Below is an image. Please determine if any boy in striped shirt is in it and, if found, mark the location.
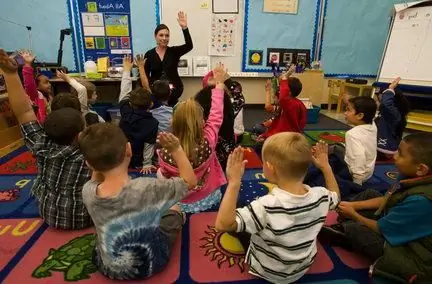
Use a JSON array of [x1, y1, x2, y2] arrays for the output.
[[216, 133, 340, 283]]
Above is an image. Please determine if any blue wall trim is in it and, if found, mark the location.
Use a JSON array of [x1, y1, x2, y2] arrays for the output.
[[155, 0, 160, 26], [318, 0, 328, 60], [66, 0, 79, 72], [241, 0, 250, 72]]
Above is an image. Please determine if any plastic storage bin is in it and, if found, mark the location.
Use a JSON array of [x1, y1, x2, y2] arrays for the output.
[[307, 106, 321, 124], [107, 108, 121, 125]]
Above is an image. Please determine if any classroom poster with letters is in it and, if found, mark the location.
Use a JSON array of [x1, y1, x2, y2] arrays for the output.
[[77, 0, 133, 64], [209, 14, 237, 56]]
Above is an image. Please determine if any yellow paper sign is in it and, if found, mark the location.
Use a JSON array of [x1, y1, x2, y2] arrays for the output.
[[85, 37, 95, 49], [97, 57, 109, 73], [200, 1, 209, 9], [87, 2, 97, 12]]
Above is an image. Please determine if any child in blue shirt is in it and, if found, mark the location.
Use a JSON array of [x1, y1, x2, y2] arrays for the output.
[[135, 54, 173, 133], [375, 77, 410, 160], [320, 132, 432, 283]]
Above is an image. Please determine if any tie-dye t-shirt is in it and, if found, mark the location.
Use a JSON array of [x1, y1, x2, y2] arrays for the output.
[[82, 177, 188, 280]]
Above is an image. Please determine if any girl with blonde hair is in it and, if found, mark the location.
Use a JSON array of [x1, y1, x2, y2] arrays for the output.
[[157, 64, 227, 213]]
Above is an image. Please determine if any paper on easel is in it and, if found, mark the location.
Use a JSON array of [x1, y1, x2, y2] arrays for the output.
[[178, 56, 192, 76], [193, 56, 210, 76]]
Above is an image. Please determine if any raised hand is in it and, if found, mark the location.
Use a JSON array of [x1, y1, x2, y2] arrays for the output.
[[56, 70, 70, 83], [158, 132, 181, 153], [213, 62, 227, 84], [311, 140, 330, 170], [177, 11, 188, 29], [134, 54, 146, 68], [0, 49, 19, 74], [19, 51, 36, 66], [226, 147, 248, 185], [286, 64, 296, 77], [389, 77, 401, 90], [122, 55, 133, 72]]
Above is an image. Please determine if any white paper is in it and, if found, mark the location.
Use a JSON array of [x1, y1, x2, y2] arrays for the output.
[[111, 49, 132, 54], [178, 56, 192, 76], [213, 0, 238, 13], [209, 14, 237, 56], [81, 13, 104, 27], [83, 26, 105, 36], [193, 56, 210, 76], [393, 1, 427, 13]]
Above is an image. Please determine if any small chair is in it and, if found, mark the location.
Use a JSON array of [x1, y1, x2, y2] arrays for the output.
[[327, 79, 343, 111]]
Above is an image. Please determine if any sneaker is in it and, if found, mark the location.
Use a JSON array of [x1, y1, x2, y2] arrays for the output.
[[318, 224, 352, 250]]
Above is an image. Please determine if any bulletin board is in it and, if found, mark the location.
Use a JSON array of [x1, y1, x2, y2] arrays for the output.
[[70, 0, 133, 68], [319, 0, 406, 77], [242, 0, 321, 72], [67, 0, 159, 71]]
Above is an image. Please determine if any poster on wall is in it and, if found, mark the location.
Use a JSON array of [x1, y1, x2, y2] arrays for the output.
[[263, 0, 298, 14], [209, 14, 237, 56], [77, 0, 133, 66]]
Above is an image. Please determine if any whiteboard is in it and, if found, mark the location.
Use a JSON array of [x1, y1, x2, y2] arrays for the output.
[[160, 0, 244, 73], [378, 3, 432, 86]]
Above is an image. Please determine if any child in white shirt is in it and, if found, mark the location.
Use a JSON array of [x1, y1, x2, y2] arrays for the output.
[[342, 96, 378, 185], [216, 134, 340, 283]]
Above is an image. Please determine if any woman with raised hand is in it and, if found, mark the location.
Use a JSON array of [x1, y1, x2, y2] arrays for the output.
[[144, 11, 193, 106]]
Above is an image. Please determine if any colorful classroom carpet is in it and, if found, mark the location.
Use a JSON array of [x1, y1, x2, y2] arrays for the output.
[[304, 130, 347, 145], [0, 143, 397, 283]]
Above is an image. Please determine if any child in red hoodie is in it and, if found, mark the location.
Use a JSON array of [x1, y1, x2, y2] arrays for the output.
[[259, 70, 307, 140]]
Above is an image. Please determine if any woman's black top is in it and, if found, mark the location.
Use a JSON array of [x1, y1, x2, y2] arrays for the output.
[[144, 28, 193, 93]]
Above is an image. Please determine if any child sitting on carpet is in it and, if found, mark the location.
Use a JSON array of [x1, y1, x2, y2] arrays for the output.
[[56, 70, 105, 122], [0, 49, 92, 230], [255, 65, 307, 142], [157, 64, 227, 213], [215, 134, 341, 283], [320, 132, 432, 283], [202, 69, 246, 137], [119, 55, 159, 174], [196, 69, 238, 169], [338, 96, 377, 185], [135, 54, 173, 133], [252, 79, 280, 137], [375, 77, 410, 160], [79, 124, 197, 280], [20, 51, 52, 123]]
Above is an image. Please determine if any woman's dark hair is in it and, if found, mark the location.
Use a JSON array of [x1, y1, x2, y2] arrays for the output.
[[154, 24, 169, 36], [393, 88, 410, 139]]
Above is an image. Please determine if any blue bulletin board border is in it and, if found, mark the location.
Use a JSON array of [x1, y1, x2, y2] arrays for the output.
[[155, 0, 160, 26], [241, 0, 322, 73], [66, 0, 80, 72]]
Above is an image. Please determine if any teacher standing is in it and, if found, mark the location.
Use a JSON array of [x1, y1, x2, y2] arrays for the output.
[[144, 11, 193, 106]]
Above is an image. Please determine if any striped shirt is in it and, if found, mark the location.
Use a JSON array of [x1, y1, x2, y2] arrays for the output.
[[235, 185, 339, 283]]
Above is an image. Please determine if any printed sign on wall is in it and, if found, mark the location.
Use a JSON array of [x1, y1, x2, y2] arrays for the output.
[[76, 0, 133, 66]]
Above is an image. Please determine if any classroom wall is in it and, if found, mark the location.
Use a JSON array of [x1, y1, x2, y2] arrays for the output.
[[0, 0, 77, 71]]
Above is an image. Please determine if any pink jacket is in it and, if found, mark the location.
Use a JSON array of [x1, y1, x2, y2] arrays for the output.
[[157, 87, 227, 203], [23, 65, 47, 123], [202, 71, 214, 87]]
